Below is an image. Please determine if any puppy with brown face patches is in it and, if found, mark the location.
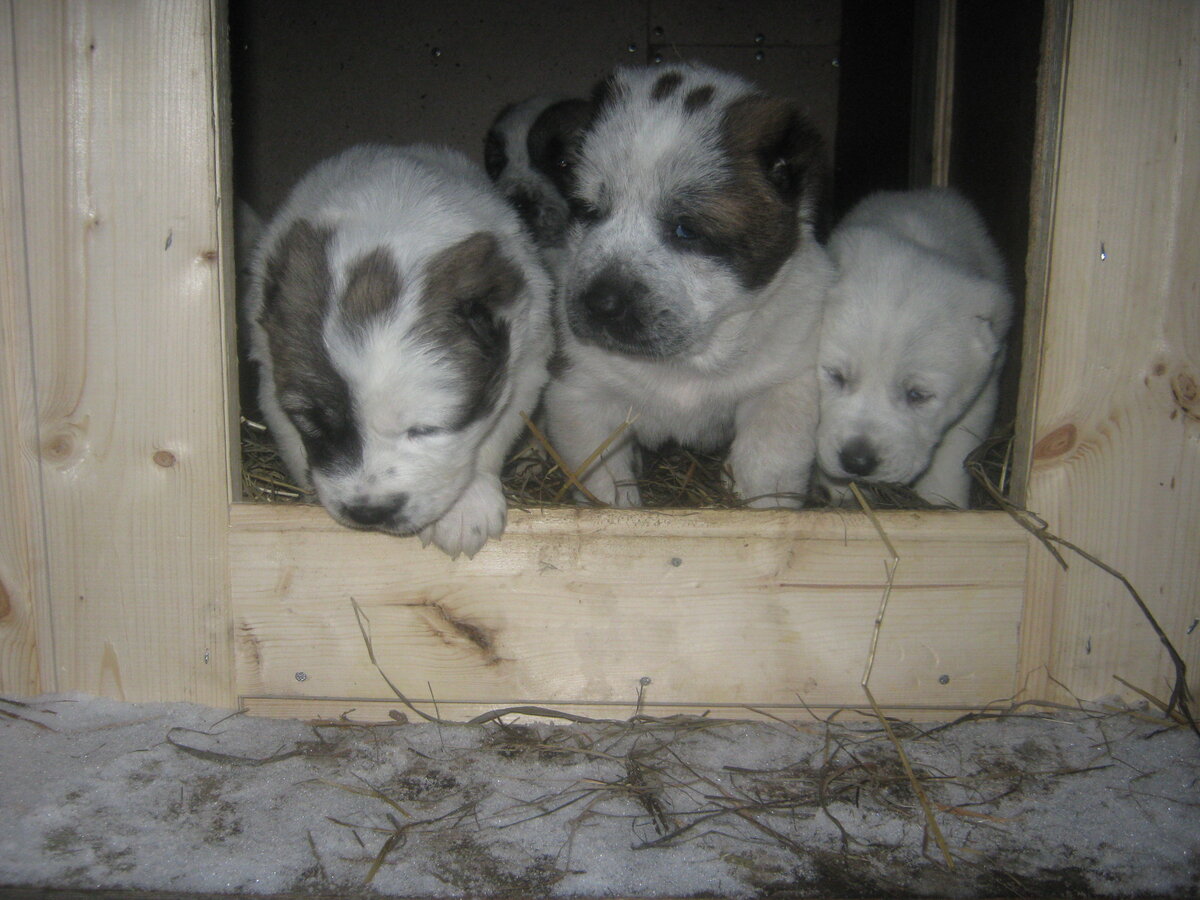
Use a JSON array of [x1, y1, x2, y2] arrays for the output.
[[543, 63, 833, 507], [246, 144, 552, 557]]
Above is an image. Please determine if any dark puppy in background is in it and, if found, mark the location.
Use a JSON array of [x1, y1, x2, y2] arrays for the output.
[[543, 62, 833, 507], [245, 144, 552, 557], [484, 95, 591, 278]]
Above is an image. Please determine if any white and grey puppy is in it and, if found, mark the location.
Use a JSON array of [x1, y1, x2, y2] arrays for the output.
[[246, 144, 552, 557], [816, 187, 1013, 508], [543, 63, 833, 507], [484, 95, 591, 277]]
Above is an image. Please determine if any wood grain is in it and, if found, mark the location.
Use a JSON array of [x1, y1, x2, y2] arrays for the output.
[[7, 1, 234, 704], [232, 505, 1027, 719], [0, 0, 49, 695], [1022, 1, 1200, 703]]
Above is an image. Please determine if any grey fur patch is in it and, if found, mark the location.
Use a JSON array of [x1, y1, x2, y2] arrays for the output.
[[419, 232, 523, 429], [651, 71, 683, 101], [258, 219, 361, 473], [683, 85, 715, 113], [341, 247, 402, 331], [527, 98, 592, 201]]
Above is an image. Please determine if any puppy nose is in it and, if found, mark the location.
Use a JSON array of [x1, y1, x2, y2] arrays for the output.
[[343, 494, 406, 528], [580, 269, 647, 322], [838, 438, 878, 477], [581, 276, 627, 319]]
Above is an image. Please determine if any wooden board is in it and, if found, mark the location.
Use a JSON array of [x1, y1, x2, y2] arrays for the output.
[[0, 0, 48, 695], [232, 505, 1028, 720], [1022, 1, 1200, 703], [4, 1, 235, 705]]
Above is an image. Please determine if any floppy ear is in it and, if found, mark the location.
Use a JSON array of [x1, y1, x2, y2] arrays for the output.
[[966, 279, 1014, 361], [422, 231, 524, 355], [723, 94, 827, 206], [528, 98, 593, 198], [259, 218, 332, 329]]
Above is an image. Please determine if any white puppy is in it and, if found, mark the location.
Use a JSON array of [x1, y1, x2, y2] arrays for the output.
[[246, 144, 552, 556], [816, 187, 1013, 508], [484, 95, 591, 276], [543, 63, 833, 507]]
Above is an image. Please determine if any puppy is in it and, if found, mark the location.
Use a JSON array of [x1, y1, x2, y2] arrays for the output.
[[816, 187, 1013, 508], [542, 62, 833, 507], [483, 95, 591, 275], [246, 144, 552, 556]]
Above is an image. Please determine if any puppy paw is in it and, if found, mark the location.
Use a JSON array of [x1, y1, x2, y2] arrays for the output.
[[573, 474, 641, 508], [419, 474, 507, 558]]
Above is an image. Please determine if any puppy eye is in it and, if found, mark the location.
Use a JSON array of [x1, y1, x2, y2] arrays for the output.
[[823, 367, 848, 389], [905, 387, 933, 406], [406, 425, 445, 439], [672, 223, 700, 243], [286, 406, 323, 436], [555, 156, 570, 170]]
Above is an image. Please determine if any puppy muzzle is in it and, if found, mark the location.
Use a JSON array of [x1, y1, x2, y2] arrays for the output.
[[568, 266, 685, 358], [337, 492, 410, 532]]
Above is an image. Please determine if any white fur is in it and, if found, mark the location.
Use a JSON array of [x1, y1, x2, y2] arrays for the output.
[[245, 144, 552, 556], [544, 64, 832, 507], [816, 187, 1013, 508]]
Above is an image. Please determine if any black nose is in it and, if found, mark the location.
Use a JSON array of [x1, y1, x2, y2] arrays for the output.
[[580, 277, 626, 320], [838, 438, 878, 477], [342, 494, 407, 528], [579, 269, 649, 326]]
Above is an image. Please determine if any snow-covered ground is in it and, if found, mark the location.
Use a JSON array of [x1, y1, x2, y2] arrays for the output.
[[1, 693, 1197, 898]]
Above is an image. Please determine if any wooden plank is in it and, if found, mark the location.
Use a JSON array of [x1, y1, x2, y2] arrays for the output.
[[1010, 0, 1071, 507], [0, 0, 49, 695], [10, 1, 234, 704], [232, 506, 1027, 719], [1011, 0, 1072, 702], [241, 696, 1014, 726], [930, 0, 956, 188], [1023, 1, 1200, 703]]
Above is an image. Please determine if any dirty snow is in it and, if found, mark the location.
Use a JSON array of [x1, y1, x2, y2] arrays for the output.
[[1, 693, 1197, 898]]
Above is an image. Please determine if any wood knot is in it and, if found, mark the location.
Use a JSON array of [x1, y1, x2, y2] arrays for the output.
[[0, 578, 10, 621], [153, 449, 177, 468], [1033, 423, 1076, 460], [1172, 372, 1199, 421], [42, 429, 78, 463]]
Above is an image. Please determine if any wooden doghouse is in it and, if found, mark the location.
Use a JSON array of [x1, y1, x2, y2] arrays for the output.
[[1, 1, 1196, 722]]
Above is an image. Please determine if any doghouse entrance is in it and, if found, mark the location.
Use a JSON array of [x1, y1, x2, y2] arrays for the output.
[[229, 0, 1045, 512], [223, 0, 1050, 722]]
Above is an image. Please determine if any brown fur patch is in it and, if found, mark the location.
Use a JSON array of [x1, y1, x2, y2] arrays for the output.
[[698, 94, 827, 289], [419, 232, 523, 428], [259, 219, 360, 471], [341, 247, 402, 330], [259, 219, 337, 391]]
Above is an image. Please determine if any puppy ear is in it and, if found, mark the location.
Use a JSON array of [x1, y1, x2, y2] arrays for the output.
[[723, 94, 828, 209], [422, 231, 524, 353], [967, 280, 1014, 360], [528, 98, 593, 196], [259, 218, 332, 329]]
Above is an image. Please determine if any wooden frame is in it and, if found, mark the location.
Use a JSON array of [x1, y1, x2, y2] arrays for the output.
[[2, 1, 1197, 720]]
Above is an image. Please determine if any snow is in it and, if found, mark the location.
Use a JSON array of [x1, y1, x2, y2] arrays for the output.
[[1, 693, 1197, 897]]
